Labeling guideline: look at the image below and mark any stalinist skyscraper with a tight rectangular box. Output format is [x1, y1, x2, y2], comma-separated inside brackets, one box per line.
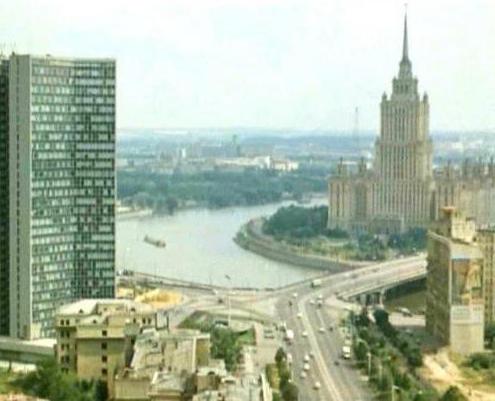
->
[328, 12, 434, 233]
[373, 13, 434, 229]
[328, 12, 495, 233]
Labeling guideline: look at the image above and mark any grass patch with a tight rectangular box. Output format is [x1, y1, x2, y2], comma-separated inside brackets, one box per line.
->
[0, 368, 22, 394]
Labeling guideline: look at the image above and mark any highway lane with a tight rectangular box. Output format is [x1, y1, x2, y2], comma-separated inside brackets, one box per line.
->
[278, 298, 333, 401]
[273, 256, 426, 401]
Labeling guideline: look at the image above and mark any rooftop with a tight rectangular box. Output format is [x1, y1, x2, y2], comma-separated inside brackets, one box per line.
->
[57, 298, 154, 317]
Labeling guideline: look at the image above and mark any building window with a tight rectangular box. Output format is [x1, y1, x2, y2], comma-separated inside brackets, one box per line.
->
[101, 342, 107, 350]
[102, 356, 107, 363]
[102, 330, 107, 337]
[101, 368, 107, 376]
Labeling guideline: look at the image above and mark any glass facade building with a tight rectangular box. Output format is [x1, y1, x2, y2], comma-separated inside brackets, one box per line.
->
[0, 57, 9, 336]
[5, 54, 116, 339]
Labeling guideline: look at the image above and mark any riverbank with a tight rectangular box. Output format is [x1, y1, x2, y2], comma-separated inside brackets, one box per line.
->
[234, 218, 369, 272]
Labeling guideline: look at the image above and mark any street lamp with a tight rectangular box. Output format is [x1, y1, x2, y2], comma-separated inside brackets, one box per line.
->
[356, 338, 371, 378]
[225, 274, 232, 327]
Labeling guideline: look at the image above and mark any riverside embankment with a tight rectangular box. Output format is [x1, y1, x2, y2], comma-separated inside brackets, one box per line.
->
[234, 218, 369, 272]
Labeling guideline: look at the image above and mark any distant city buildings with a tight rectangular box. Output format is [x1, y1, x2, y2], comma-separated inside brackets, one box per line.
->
[328, 14, 495, 233]
[426, 207, 486, 355]
[0, 53, 116, 340]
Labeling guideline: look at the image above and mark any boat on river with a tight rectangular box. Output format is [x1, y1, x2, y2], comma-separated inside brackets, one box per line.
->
[144, 235, 167, 248]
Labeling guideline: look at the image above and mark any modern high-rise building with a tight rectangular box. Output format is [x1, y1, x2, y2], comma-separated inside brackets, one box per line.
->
[1, 54, 116, 339]
[327, 13, 495, 233]
[0, 57, 10, 336]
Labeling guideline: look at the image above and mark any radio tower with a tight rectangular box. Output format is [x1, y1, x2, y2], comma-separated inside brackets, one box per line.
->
[352, 107, 360, 158]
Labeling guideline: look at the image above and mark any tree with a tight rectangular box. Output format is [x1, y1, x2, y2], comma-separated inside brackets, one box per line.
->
[275, 347, 287, 367]
[440, 386, 468, 401]
[484, 322, 495, 348]
[280, 382, 298, 401]
[165, 196, 179, 214]
[14, 358, 95, 401]
[354, 341, 368, 363]
[94, 380, 108, 401]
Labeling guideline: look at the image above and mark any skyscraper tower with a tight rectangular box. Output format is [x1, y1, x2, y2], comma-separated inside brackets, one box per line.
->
[373, 11, 433, 227]
[328, 11, 435, 233]
[2, 54, 116, 339]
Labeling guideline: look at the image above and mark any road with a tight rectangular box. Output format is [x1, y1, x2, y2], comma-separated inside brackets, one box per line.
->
[127, 254, 426, 401]
[274, 255, 426, 401]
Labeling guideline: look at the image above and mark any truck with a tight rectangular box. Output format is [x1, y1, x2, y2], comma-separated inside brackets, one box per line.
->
[342, 344, 352, 359]
[311, 278, 322, 288]
[285, 329, 295, 344]
[342, 339, 352, 359]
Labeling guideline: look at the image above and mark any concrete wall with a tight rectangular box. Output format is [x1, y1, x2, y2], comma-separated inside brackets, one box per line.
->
[235, 219, 357, 275]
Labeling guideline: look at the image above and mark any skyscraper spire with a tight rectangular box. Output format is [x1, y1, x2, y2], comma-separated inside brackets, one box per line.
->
[402, 6, 409, 62]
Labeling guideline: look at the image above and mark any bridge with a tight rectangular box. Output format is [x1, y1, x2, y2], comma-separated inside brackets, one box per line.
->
[336, 256, 427, 305]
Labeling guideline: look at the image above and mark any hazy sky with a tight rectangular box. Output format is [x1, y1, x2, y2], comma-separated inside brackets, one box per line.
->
[1, 0, 494, 132]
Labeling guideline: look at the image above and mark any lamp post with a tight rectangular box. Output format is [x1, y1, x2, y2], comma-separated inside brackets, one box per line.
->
[225, 274, 232, 327]
[356, 338, 372, 379]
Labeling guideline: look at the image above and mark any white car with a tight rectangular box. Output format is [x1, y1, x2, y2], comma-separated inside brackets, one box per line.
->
[297, 312, 303, 319]
[313, 381, 321, 390]
[319, 327, 325, 333]
[302, 330, 308, 337]
[300, 371, 307, 379]
[292, 292, 298, 298]
[309, 299, 315, 305]
[303, 363, 310, 371]
[303, 354, 310, 362]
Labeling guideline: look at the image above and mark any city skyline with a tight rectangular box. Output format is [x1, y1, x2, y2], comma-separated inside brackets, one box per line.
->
[1, 0, 494, 132]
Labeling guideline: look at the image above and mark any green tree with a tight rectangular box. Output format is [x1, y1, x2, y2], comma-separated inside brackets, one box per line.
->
[94, 380, 108, 401]
[440, 386, 468, 401]
[280, 382, 298, 401]
[14, 358, 95, 401]
[275, 347, 287, 367]
[484, 322, 495, 348]
[210, 327, 242, 372]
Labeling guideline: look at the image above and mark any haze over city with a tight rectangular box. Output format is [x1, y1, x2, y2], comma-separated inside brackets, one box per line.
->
[2, 1, 495, 401]
[2, 0, 494, 132]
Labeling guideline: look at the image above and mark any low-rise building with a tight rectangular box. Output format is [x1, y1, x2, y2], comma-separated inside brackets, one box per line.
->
[55, 299, 158, 393]
[114, 328, 211, 401]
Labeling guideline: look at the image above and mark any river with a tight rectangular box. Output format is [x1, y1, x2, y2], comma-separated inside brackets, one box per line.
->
[116, 198, 327, 288]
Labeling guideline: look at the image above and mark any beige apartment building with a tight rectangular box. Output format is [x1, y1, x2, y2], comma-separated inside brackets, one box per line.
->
[476, 228, 495, 325]
[327, 15, 495, 233]
[426, 207, 485, 355]
[55, 299, 157, 392]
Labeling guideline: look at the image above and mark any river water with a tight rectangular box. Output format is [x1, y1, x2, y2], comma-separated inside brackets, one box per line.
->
[116, 198, 326, 288]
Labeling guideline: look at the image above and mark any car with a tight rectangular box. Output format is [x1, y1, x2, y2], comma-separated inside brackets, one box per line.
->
[300, 371, 307, 379]
[309, 299, 315, 305]
[328, 325, 334, 331]
[309, 351, 315, 359]
[303, 363, 310, 371]
[334, 359, 340, 366]
[303, 354, 310, 362]
[297, 312, 303, 319]
[319, 327, 325, 333]
[292, 292, 298, 298]
[302, 331, 308, 337]
[317, 294, 323, 300]
[313, 381, 321, 390]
